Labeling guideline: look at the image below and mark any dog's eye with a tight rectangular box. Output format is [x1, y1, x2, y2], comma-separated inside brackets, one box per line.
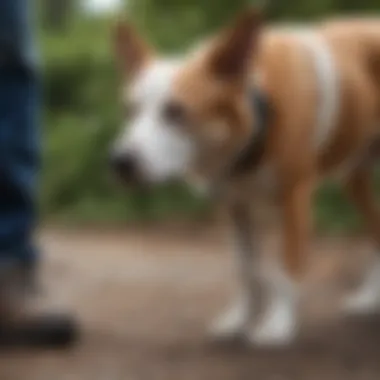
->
[162, 101, 188, 126]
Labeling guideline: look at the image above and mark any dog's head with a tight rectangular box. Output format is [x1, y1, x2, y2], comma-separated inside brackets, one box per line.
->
[110, 8, 262, 192]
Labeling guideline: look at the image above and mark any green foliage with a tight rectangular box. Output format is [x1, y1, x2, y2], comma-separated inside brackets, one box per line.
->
[40, 1, 379, 230]
[129, 0, 251, 51]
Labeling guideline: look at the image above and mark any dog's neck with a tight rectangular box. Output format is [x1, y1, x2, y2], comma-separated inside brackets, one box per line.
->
[188, 72, 272, 198]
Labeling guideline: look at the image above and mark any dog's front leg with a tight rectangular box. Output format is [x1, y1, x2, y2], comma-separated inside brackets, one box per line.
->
[250, 176, 314, 346]
[209, 202, 258, 340]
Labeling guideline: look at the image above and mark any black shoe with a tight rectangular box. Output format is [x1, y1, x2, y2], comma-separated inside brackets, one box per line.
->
[0, 262, 79, 349]
[0, 313, 79, 349]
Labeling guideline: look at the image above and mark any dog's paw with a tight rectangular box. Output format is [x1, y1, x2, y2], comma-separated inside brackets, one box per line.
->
[248, 298, 297, 347]
[208, 304, 249, 340]
[342, 260, 380, 315]
[342, 285, 380, 315]
[249, 323, 296, 347]
[343, 292, 380, 315]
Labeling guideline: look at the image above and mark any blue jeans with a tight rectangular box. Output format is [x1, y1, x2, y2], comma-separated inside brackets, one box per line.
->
[0, 1, 39, 266]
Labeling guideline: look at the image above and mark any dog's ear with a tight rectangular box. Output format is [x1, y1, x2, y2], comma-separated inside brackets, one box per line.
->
[208, 8, 262, 82]
[113, 20, 152, 78]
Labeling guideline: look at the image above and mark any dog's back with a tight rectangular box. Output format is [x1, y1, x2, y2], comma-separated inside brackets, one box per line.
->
[252, 17, 380, 180]
[320, 18, 380, 170]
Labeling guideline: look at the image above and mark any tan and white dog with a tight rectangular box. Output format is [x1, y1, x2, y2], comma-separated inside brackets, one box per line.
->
[110, 9, 380, 346]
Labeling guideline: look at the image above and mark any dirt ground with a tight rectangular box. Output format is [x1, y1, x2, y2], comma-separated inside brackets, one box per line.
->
[1, 226, 380, 380]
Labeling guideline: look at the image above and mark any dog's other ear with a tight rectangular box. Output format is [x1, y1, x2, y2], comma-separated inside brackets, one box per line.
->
[208, 8, 262, 82]
[113, 20, 152, 78]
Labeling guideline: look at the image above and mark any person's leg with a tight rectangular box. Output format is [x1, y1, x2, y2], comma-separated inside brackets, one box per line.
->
[0, 0, 39, 267]
[0, 0, 78, 348]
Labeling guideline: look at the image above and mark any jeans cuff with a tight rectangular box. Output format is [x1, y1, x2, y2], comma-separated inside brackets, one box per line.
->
[0, 243, 37, 270]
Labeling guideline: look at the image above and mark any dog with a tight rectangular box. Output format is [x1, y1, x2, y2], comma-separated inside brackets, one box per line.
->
[110, 8, 380, 346]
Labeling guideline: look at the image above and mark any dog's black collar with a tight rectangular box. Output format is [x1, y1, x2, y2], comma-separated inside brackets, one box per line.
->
[229, 87, 271, 177]
[211, 86, 271, 196]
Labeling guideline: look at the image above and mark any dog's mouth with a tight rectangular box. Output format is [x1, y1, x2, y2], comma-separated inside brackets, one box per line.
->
[109, 151, 191, 195]
[110, 166, 178, 194]
[110, 167, 148, 191]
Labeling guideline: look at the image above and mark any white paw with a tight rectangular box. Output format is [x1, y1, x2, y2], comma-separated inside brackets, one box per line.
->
[247, 262, 300, 347]
[208, 302, 249, 339]
[343, 291, 380, 315]
[342, 259, 380, 315]
[249, 299, 297, 346]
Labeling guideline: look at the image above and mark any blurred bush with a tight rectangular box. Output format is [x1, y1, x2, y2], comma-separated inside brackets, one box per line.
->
[39, 0, 379, 231]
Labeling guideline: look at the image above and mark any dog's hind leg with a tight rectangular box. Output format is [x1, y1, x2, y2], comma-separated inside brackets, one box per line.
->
[342, 162, 380, 314]
[209, 202, 257, 340]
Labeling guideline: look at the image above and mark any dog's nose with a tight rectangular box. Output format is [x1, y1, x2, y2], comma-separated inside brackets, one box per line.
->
[109, 152, 138, 181]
